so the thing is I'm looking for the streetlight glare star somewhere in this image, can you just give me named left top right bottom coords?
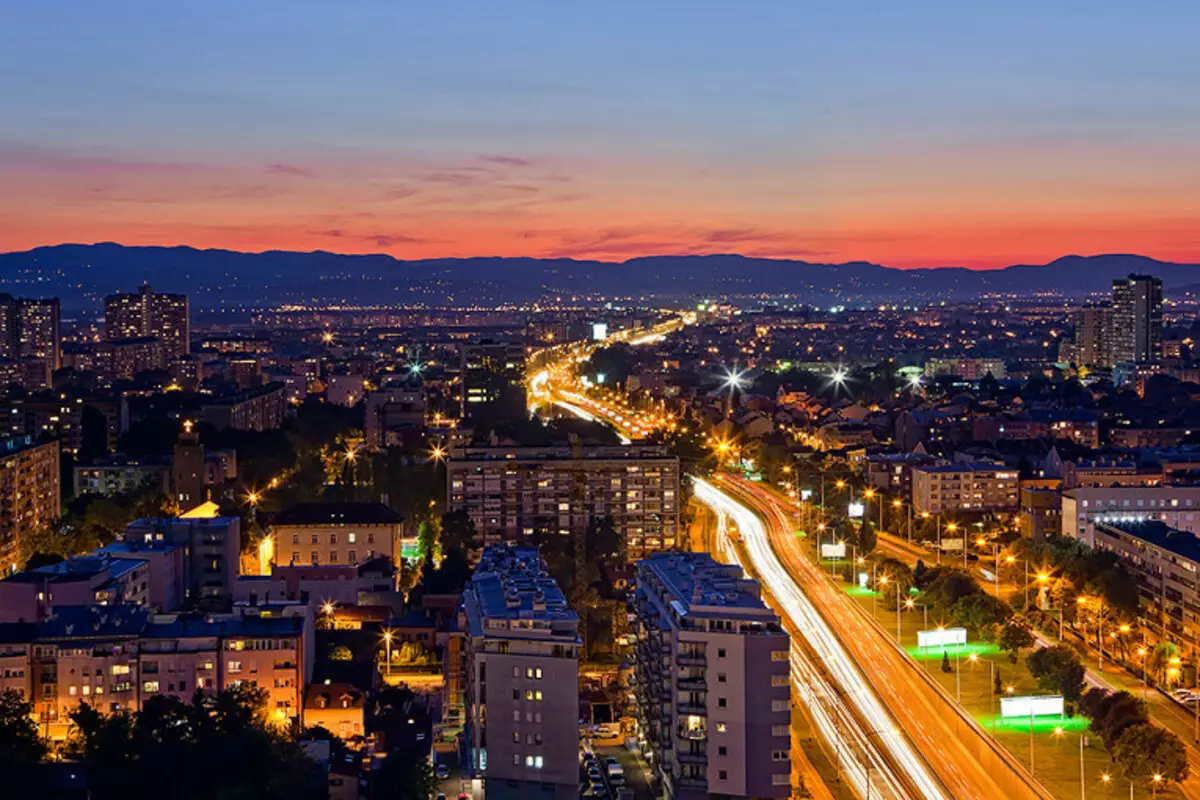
left=720, top=366, right=746, bottom=390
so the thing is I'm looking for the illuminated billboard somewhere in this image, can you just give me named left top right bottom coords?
left=916, top=627, right=967, bottom=649
left=1000, top=695, right=1064, bottom=719
left=820, top=542, right=846, bottom=559
left=847, top=502, right=865, bottom=519
left=592, top=322, right=608, bottom=341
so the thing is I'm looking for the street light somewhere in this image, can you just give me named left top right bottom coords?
left=383, top=630, right=393, bottom=676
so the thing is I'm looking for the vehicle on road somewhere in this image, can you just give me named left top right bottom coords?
left=436, top=763, right=450, bottom=780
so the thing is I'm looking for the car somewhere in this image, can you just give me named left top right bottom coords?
left=587, top=768, right=602, bottom=781
left=590, top=781, right=607, bottom=796
left=436, top=763, right=450, bottom=780
left=436, top=795, right=446, bottom=800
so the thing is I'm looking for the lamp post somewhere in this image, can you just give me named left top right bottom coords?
left=943, top=521, right=958, bottom=567
left=970, top=654, right=997, bottom=737
left=383, top=630, right=393, bottom=676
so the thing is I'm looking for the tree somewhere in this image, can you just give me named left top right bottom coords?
left=1080, top=689, right=1149, bottom=755
left=0, top=689, right=45, bottom=793
left=1113, top=723, right=1189, bottom=787
left=416, top=519, right=437, bottom=564
left=440, top=510, right=478, bottom=553
left=585, top=515, right=624, bottom=575
left=951, top=593, right=1012, bottom=642
left=922, top=568, right=980, bottom=614
left=856, top=517, right=877, bottom=555
left=1147, top=642, right=1180, bottom=685
left=328, top=645, right=353, bottom=661
left=998, top=623, right=1035, bottom=664
left=1027, top=645, right=1086, bottom=702
left=941, top=651, right=953, bottom=673
left=372, top=747, right=438, bottom=800
left=993, top=668, right=1004, bottom=695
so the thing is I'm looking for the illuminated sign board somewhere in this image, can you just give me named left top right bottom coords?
left=916, top=627, right=967, bottom=649
left=858, top=572, right=869, bottom=588
left=847, top=502, right=865, bottom=519
left=800, top=489, right=813, bottom=501
left=940, top=537, right=964, bottom=552
left=820, top=542, right=846, bottom=559
left=592, top=323, right=608, bottom=341
left=1000, top=695, right=1064, bottom=719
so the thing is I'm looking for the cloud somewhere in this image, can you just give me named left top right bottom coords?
left=267, top=163, right=316, bottom=178
left=306, top=228, right=435, bottom=248
left=479, top=155, right=532, bottom=167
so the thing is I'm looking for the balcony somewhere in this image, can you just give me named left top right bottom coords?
left=678, top=776, right=707, bottom=790
left=677, top=677, right=706, bottom=691
left=677, top=726, right=706, bottom=741
left=677, top=751, right=708, bottom=766
left=676, top=653, right=705, bottom=667
left=678, top=703, right=706, bottom=716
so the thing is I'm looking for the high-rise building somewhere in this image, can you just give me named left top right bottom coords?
left=0, top=435, right=61, bottom=574
left=459, top=545, right=579, bottom=800
left=460, top=340, right=527, bottom=419
left=172, top=422, right=206, bottom=510
left=447, top=443, right=681, bottom=557
left=631, top=552, right=792, bottom=799
left=1073, top=304, right=1111, bottom=367
left=0, top=295, right=61, bottom=378
left=104, top=285, right=190, bottom=357
left=124, top=515, right=241, bottom=605
left=1110, top=274, right=1162, bottom=364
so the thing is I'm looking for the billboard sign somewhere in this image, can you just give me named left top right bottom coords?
left=1000, top=695, right=1064, bottom=719
left=916, top=627, right=968, bottom=649
left=848, top=502, right=865, bottom=519
left=820, top=542, right=847, bottom=559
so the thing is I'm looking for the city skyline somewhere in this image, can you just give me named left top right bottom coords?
left=3, top=2, right=1199, bottom=268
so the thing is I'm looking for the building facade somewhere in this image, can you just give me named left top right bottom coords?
left=104, top=285, right=190, bottom=357
left=124, top=516, right=241, bottom=605
left=1062, top=486, right=1200, bottom=547
left=461, top=340, right=527, bottom=419
left=0, top=436, right=61, bottom=574
left=447, top=444, right=681, bottom=557
left=201, top=383, right=288, bottom=431
left=631, top=552, right=791, bottom=799
left=1074, top=304, right=1112, bottom=367
left=460, top=545, right=579, bottom=800
left=1110, top=274, right=1163, bottom=364
left=910, top=463, right=1019, bottom=515
left=273, top=502, right=403, bottom=568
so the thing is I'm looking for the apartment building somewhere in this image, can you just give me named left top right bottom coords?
left=460, top=340, right=527, bottom=419
left=0, top=605, right=310, bottom=740
left=1091, top=520, right=1200, bottom=655
left=0, top=435, right=61, bottom=575
left=631, top=552, right=791, bottom=799
left=1062, top=486, right=1200, bottom=547
left=460, top=545, right=579, bottom=800
left=273, top=502, right=403, bottom=569
left=923, top=357, right=1006, bottom=380
left=124, top=516, right=241, bottom=604
left=910, top=463, right=1019, bottom=515
left=1110, top=274, right=1162, bottom=365
left=447, top=444, right=681, bottom=557
left=201, top=382, right=288, bottom=431
left=104, top=285, right=190, bottom=357
left=74, top=456, right=170, bottom=497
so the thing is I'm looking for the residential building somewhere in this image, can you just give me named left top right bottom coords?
left=94, top=336, right=169, bottom=380
left=303, top=683, right=366, bottom=740
left=631, top=552, right=791, bottom=799
left=923, top=358, right=1006, bottom=380
left=173, top=422, right=206, bottom=507
left=124, top=516, right=241, bottom=604
left=1018, top=488, right=1061, bottom=540
left=1110, top=426, right=1190, bottom=448
left=447, top=443, right=681, bottom=557
left=0, top=606, right=310, bottom=740
left=910, top=463, right=1019, bottom=515
left=104, top=285, right=190, bottom=357
left=0, top=295, right=60, bottom=386
left=273, top=502, right=403, bottom=568
left=460, top=545, right=579, bottom=800
left=201, top=382, right=288, bottom=431
left=0, top=554, right=154, bottom=622
left=1091, top=520, right=1200, bottom=655
left=74, top=456, right=170, bottom=497
left=0, top=435, right=61, bottom=575
left=363, top=385, right=425, bottom=450
left=3, top=395, right=85, bottom=455
left=1061, top=486, right=1200, bottom=546
left=461, top=340, right=527, bottom=418
left=1073, top=304, right=1112, bottom=367
left=1110, top=274, right=1163, bottom=364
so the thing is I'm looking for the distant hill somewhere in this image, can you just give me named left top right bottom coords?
left=0, top=243, right=1197, bottom=310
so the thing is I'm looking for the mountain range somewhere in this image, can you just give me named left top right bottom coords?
left=1, top=243, right=1198, bottom=310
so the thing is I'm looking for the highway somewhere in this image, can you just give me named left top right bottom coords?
left=723, top=476, right=1053, bottom=800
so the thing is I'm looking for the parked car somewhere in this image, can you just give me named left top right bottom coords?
left=436, top=763, right=450, bottom=780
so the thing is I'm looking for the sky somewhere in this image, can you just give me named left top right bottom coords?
left=1, top=1, right=1198, bottom=268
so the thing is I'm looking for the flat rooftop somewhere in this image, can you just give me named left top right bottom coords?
left=1098, top=520, right=1200, bottom=563
left=639, top=551, right=776, bottom=619
left=463, top=545, right=577, bottom=639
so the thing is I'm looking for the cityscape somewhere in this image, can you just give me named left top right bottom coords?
left=2, top=4, right=1200, bottom=800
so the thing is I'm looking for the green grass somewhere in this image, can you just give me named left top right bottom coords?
left=842, top=586, right=877, bottom=597
left=906, top=641, right=1000, bottom=661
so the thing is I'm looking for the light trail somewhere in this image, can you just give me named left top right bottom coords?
left=696, top=477, right=949, bottom=800
left=552, top=398, right=632, bottom=444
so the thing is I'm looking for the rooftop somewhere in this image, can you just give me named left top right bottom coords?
left=273, top=502, right=403, bottom=527
left=464, top=545, right=577, bottom=638
left=1097, top=520, right=1200, bottom=563
left=639, top=551, right=775, bottom=618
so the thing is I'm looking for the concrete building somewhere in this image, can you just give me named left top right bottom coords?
left=0, top=605, right=310, bottom=740
left=104, top=285, right=190, bottom=357
left=1062, top=486, right=1200, bottom=546
left=273, top=502, right=403, bottom=568
left=74, top=456, right=170, bottom=497
left=461, top=340, right=527, bottom=419
left=1074, top=305, right=1112, bottom=367
left=363, top=385, right=425, bottom=450
left=172, top=422, right=206, bottom=508
left=923, top=358, right=1006, bottom=380
left=1091, top=520, right=1200, bottom=655
left=3, top=395, right=85, bottom=455
left=1110, top=274, right=1163, bottom=365
left=460, top=545, right=579, bottom=800
left=447, top=443, right=681, bottom=557
left=94, top=336, right=169, bottom=381
left=631, top=552, right=791, bottom=799
left=910, top=463, right=1019, bottom=515
left=0, top=435, right=61, bottom=575
left=1019, top=488, right=1061, bottom=540
left=0, top=554, right=154, bottom=622
left=124, top=516, right=241, bottom=605
left=201, top=382, right=288, bottom=431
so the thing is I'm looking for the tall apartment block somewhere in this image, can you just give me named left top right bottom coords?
left=0, top=435, right=61, bottom=574
left=447, top=443, right=681, bottom=557
left=460, top=545, right=579, bottom=800
left=1073, top=304, right=1112, bottom=367
left=0, top=295, right=62, bottom=385
left=1110, top=274, right=1163, bottom=364
left=910, top=463, right=1019, bottom=515
left=631, top=552, right=791, bottom=799
left=104, top=285, right=190, bottom=357
left=460, top=340, right=526, bottom=419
